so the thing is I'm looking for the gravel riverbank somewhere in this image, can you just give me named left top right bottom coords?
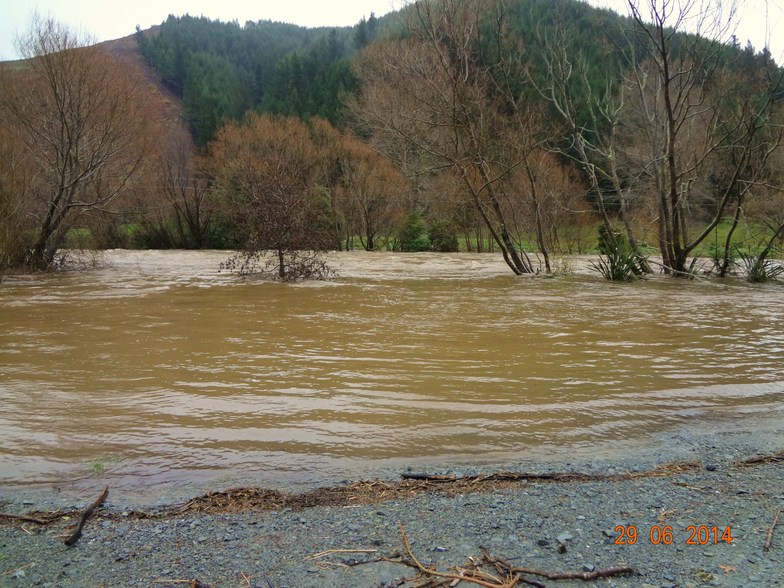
left=2, top=411, right=783, bottom=588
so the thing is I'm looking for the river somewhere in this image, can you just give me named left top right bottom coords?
left=1, top=250, right=782, bottom=501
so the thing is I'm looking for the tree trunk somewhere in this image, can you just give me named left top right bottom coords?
left=277, top=249, right=286, bottom=279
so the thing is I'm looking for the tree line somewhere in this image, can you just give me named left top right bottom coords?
left=1, top=0, right=783, bottom=281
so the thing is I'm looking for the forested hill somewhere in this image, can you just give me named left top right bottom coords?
left=134, top=0, right=630, bottom=145
left=135, top=13, right=387, bottom=145
left=135, top=0, right=776, bottom=147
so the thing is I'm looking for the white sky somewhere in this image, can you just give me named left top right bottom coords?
left=0, top=0, right=401, bottom=60
left=0, top=0, right=782, bottom=63
left=591, top=0, right=784, bottom=63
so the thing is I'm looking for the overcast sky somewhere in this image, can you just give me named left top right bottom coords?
left=1, top=0, right=782, bottom=63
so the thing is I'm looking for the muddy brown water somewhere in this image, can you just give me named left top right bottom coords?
left=1, top=250, right=782, bottom=502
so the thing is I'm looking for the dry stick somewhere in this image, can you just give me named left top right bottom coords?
left=0, top=563, right=36, bottom=578
left=0, top=512, right=48, bottom=525
left=400, top=473, right=458, bottom=482
left=764, top=508, right=783, bottom=553
left=153, top=580, right=212, bottom=588
left=482, top=548, right=635, bottom=583
left=738, top=451, right=784, bottom=466
left=511, top=565, right=636, bottom=581
left=398, top=523, right=517, bottom=588
left=306, top=548, right=378, bottom=560
left=64, top=486, right=109, bottom=547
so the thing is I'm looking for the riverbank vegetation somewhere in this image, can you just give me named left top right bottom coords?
left=1, top=0, right=783, bottom=281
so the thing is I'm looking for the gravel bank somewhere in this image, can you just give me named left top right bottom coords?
left=1, top=412, right=783, bottom=588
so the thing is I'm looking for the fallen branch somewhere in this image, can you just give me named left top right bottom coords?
left=307, top=548, right=378, bottom=560
left=153, top=580, right=212, bottom=588
left=513, top=564, right=635, bottom=581
left=737, top=451, right=784, bottom=466
left=0, top=563, right=35, bottom=578
left=64, top=486, right=109, bottom=547
left=400, top=473, right=458, bottom=482
left=482, top=549, right=635, bottom=582
left=764, top=508, right=782, bottom=554
left=399, top=523, right=510, bottom=588
left=390, top=524, right=634, bottom=587
left=0, top=512, right=48, bottom=525
left=397, top=463, right=701, bottom=486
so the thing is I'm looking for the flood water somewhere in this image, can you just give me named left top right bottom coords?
left=1, top=250, right=783, bottom=499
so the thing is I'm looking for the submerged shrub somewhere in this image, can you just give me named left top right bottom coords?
left=738, top=251, right=784, bottom=283
left=396, top=212, right=429, bottom=252
left=591, top=225, right=647, bottom=282
left=428, top=220, right=459, bottom=252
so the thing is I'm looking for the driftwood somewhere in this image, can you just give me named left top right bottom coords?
left=398, top=463, right=700, bottom=486
left=737, top=451, right=784, bottom=466
left=0, top=512, right=48, bottom=525
left=153, top=580, right=213, bottom=588
left=764, top=508, right=782, bottom=553
left=400, top=473, right=458, bottom=481
left=155, top=578, right=212, bottom=588
left=373, top=523, right=637, bottom=587
left=160, top=461, right=703, bottom=516
left=482, top=549, right=635, bottom=581
left=64, top=486, right=109, bottom=547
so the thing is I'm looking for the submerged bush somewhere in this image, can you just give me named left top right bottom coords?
left=591, top=225, right=648, bottom=282
left=395, top=212, right=429, bottom=252
left=428, top=220, right=459, bottom=252
left=738, top=251, right=784, bottom=283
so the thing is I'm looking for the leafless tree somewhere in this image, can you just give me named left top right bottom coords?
left=339, top=133, right=408, bottom=251
left=536, top=13, right=651, bottom=276
left=160, top=128, right=213, bottom=248
left=0, top=15, right=153, bottom=270
left=352, top=0, right=550, bottom=274
left=623, top=0, right=782, bottom=275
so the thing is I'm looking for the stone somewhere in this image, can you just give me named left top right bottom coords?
left=557, top=532, right=574, bottom=544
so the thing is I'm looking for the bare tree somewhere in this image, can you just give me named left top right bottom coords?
left=352, top=0, right=549, bottom=274
left=0, top=120, right=30, bottom=274
left=339, top=133, right=408, bottom=251
left=623, top=0, right=782, bottom=275
left=537, top=14, right=651, bottom=277
left=0, top=15, right=153, bottom=270
left=159, top=128, right=213, bottom=248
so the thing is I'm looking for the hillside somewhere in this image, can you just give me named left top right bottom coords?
left=133, top=14, right=388, bottom=145
left=19, top=0, right=775, bottom=149
left=95, top=29, right=184, bottom=133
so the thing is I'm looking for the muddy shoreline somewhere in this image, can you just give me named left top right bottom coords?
left=1, top=411, right=782, bottom=587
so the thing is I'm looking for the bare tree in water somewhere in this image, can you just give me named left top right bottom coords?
left=623, top=0, right=782, bottom=276
left=352, top=0, right=550, bottom=274
left=208, top=113, right=336, bottom=281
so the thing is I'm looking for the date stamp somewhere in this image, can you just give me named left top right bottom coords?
left=615, top=524, right=733, bottom=546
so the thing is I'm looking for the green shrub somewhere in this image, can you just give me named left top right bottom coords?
left=739, top=251, right=784, bottom=283
left=592, top=225, right=647, bottom=281
left=428, top=220, right=459, bottom=252
left=396, top=212, right=429, bottom=252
